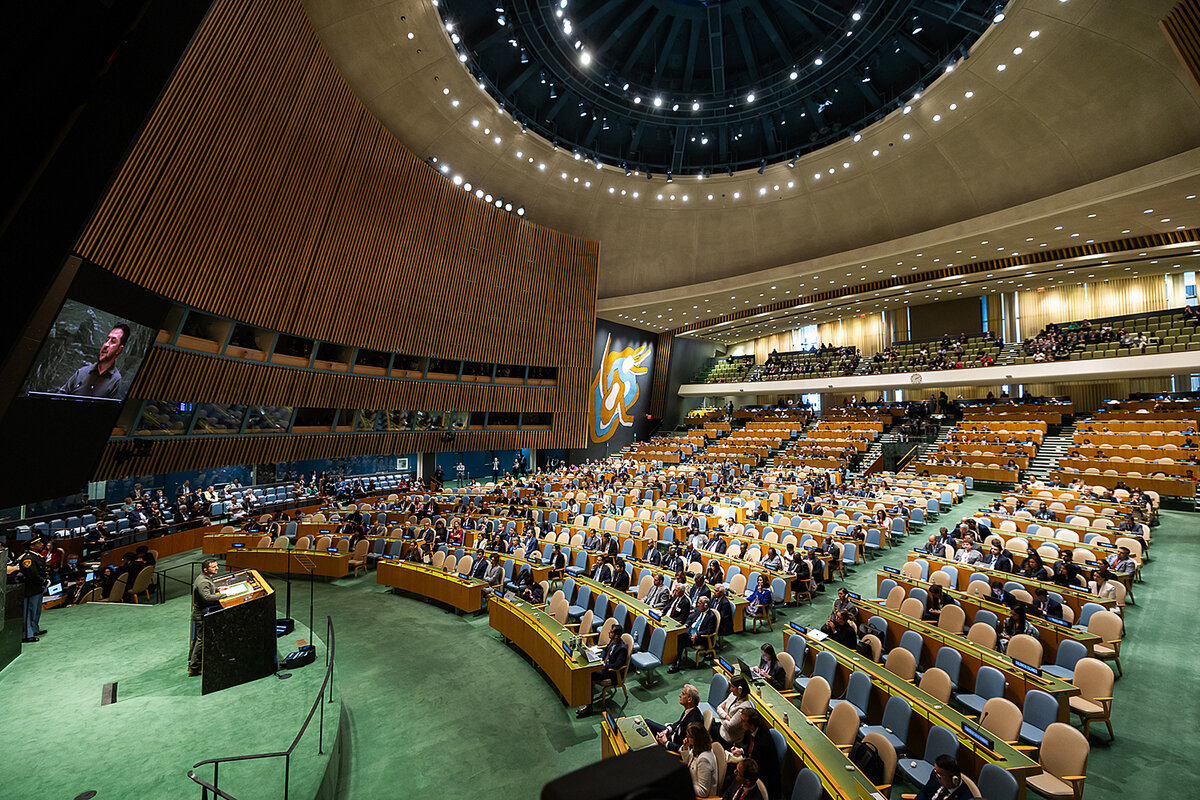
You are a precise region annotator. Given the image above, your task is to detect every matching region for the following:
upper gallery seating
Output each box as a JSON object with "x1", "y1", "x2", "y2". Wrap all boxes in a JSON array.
[
  {"x1": 692, "y1": 355, "x2": 755, "y2": 383},
  {"x1": 861, "y1": 331, "x2": 1002, "y2": 374},
  {"x1": 744, "y1": 346, "x2": 861, "y2": 380},
  {"x1": 1014, "y1": 307, "x2": 1200, "y2": 363}
]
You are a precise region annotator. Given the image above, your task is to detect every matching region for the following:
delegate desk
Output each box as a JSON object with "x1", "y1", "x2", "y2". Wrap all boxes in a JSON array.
[
  {"x1": 574, "y1": 575, "x2": 686, "y2": 663},
  {"x1": 203, "y1": 533, "x2": 270, "y2": 554},
  {"x1": 1052, "y1": 469, "x2": 1195, "y2": 498},
  {"x1": 855, "y1": 600, "x2": 1078, "y2": 720},
  {"x1": 488, "y1": 594, "x2": 602, "y2": 707},
  {"x1": 713, "y1": 661, "x2": 888, "y2": 800},
  {"x1": 876, "y1": 572, "x2": 1101, "y2": 661},
  {"x1": 899, "y1": 555, "x2": 1115, "y2": 620},
  {"x1": 918, "y1": 464, "x2": 1020, "y2": 484},
  {"x1": 377, "y1": 559, "x2": 488, "y2": 613},
  {"x1": 600, "y1": 713, "x2": 661, "y2": 758},
  {"x1": 782, "y1": 625, "x2": 1040, "y2": 789},
  {"x1": 225, "y1": 547, "x2": 350, "y2": 578},
  {"x1": 626, "y1": 561, "x2": 749, "y2": 633}
]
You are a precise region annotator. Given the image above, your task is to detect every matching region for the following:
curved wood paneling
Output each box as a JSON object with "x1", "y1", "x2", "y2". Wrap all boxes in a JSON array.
[
  {"x1": 71, "y1": 0, "x2": 598, "y2": 476},
  {"x1": 132, "y1": 347, "x2": 575, "y2": 412}
]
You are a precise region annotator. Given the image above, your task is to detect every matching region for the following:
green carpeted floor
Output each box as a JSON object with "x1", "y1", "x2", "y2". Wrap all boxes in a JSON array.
[
  {"x1": 6, "y1": 489, "x2": 1193, "y2": 799},
  {"x1": 0, "y1": 584, "x2": 335, "y2": 799}
]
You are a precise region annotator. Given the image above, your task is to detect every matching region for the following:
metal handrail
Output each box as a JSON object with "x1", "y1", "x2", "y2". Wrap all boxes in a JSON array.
[{"x1": 187, "y1": 616, "x2": 336, "y2": 800}]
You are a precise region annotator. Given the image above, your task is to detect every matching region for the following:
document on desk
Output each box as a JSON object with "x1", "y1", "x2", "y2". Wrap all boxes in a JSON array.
[
  {"x1": 585, "y1": 646, "x2": 603, "y2": 663},
  {"x1": 808, "y1": 630, "x2": 829, "y2": 642}
]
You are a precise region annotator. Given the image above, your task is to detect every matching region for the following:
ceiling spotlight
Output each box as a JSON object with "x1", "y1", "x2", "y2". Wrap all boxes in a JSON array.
[
  {"x1": 757, "y1": 159, "x2": 766, "y2": 175},
  {"x1": 653, "y1": 96, "x2": 663, "y2": 107},
  {"x1": 789, "y1": 69, "x2": 799, "y2": 80},
  {"x1": 746, "y1": 92, "x2": 756, "y2": 103},
  {"x1": 992, "y1": 3, "x2": 1006, "y2": 23},
  {"x1": 787, "y1": 156, "x2": 797, "y2": 168},
  {"x1": 549, "y1": 85, "x2": 557, "y2": 99},
  {"x1": 520, "y1": 49, "x2": 529, "y2": 64},
  {"x1": 666, "y1": 172, "x2": 673, "y2": 183},
  {"x1": 580, "y1": 51, "x2": 591, "y2": 66},
  {"x1": 692, "y1": 100, "x2": 700, "y2": 111},
  {"x1": 814, "y1": 56, "x2": 824, "y2": 66}
]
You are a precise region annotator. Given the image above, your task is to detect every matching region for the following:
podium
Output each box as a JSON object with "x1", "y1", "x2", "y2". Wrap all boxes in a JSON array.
[{"x1": 202, "y1": 569, "x2": 277, "y2": 695}]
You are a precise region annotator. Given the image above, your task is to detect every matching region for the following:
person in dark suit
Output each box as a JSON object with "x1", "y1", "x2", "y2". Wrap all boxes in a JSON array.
[
  {"x1": 645, "y1": 545, "x2": 663, "y2": 566},
  {"x1": 590, "y1": 556, "x2": 613, "y2": 586},
  {"x1": 576, "y1": 624, "x2": 628, "y2": 717},
  {"x1": 912, "y1": 755, "x2": 972, "y2": 800},
  {"x1": 721, "y1": 757, "x2": 765, "y2": 800},
  {"x1": 668, "y1": 596, "x2": 716, "y2": 672},
  {"x1": 664, "y1": 584, "x2": 692, "y2": 625},
  {"x1": 729, "y1": 709, "x2": 778, "y2": 799},
  {"x1": 1032, "y1": 587, "x2": 1063, "y2": 618},
  {"x1": 711, "y1": 584, "x2": 736, "y2": 636},
  {"x1": 750, "y1": 643, "x2": 786, "y2": 690},
  {"x1": 611, "y1": 558, "x2": 630, "y2": 592},
  {"x1": 648, "y1": 683, "x2": 704, "y2": 752},
  {"x1": 689, "y1": 573, "x2": 712, "y2": 606},
  {"x1": 468, "y1": 549, "x2": 490, "y2": 580},
  {"x1": 547, "y1": 543, "x2": 566, "y2": 582}
]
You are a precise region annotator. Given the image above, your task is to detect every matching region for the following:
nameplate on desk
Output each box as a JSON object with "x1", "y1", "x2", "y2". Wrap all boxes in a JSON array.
[
  {"x1": 561, "y1": 641, "x2": 574, "y2": 658},
  {"x1": 231, "y1": 543, "x2": 246, "y2": 549},
  {"x1": 319, "y1": 529, "x2": 331, "y2": 535},
  {"x1": 1046, "y1": 616, "x2": 1067, "y2": 627},
  {"x1": 961, "y1": 722, "x2": 996, "y2": 752},
  {"x1": 1012, "y1": 659, "x2": 1042, "y2": 677},
  {"x1": 789, "y1": 623, "x2": 807, "y2": 635},
  {"x1": 883, "y1": 566, "x2": 900, "y2": 574},
  {"x1": 914, "y1": 548, "x2": 929, "y2": 554},
  {"x1": 717, "y1": 657, "x2": 733, "y2": 673},
  {"x1": 846, "y1": 591, "x2": 861, "y2": 600}
]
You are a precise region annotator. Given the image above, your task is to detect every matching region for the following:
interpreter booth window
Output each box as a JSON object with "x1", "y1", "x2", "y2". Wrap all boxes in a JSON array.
[
  {"x1": 244, "y1": 405, "x2": 292, "y2": 432},
  {"x1": 385, "y1": 410, "x2": 412, "y2": 431},
  {"x1": 445, "y1": 411, "x2": 469, "y2": 430},
  {"x1": 135, "y1": 400, "x2": 195, "y2": 435},
  {"x1": 414, "y1": 411, "x2": 445, "y2": 430},
  {"x1": 489, "y1": 411, "x2": 519, "y2": 428},
  {"x1": 193, "y1": 403, "x2": 245, "y2": 434},
  {"x1": 292, "y1": 407, "x2": 336, "y2": 433}
]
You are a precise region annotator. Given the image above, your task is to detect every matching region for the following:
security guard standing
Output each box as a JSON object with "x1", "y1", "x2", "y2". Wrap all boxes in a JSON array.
[
  {"x1": 188, "y1": 558, "x2": 224, "y2": 677},
  {"x1": 19, "y1": 537, "x2": 49, "y2": 643}
]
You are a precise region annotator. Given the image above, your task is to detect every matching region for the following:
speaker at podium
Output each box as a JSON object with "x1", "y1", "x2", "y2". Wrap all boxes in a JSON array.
[{"x1": 203, "y1": 569, "x2": 277, "y2": 695}]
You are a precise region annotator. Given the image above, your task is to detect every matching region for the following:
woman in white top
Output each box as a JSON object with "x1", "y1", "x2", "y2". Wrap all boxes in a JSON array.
[
  {"x1": 1087, "y1": 567, "x2": 1122, "y2": 614},
  {"x1": 680, "y1": 722, "x2": 718, "y2": 797},
  {"x1": 715, "y1": 676, "x2": 755, "y2": 746}
]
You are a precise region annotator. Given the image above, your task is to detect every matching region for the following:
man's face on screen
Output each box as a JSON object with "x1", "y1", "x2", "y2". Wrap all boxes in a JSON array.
[{"x1": 99, "y1": 327, "x2": 126, "y2": 366}]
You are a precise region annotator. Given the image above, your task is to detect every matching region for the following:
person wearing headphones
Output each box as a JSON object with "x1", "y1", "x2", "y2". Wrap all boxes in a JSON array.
[{"x1": 913, "y1": 754, "x2": 972, "y2": 800}]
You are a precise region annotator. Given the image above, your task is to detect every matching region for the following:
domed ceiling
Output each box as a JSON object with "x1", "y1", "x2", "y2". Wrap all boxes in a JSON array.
[{"x1": 437, "y1": 0, "x2": 1000, "y2": 175}]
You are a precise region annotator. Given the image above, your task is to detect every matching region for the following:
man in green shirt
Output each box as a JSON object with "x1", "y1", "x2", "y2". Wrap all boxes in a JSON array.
[{"x1": 188, "y1": 558, "x2": 224, "y2": 676}]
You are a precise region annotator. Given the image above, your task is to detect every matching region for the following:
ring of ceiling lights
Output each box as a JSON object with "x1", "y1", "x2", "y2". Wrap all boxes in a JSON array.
[{"x1": 436, "y1": 0, "x2": 1001, "y2": 175}]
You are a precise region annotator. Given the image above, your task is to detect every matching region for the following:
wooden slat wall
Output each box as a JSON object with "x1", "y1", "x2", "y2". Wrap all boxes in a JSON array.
[
  {"x1": 649, "y1": 333, "x2": 673, "y2": 418},
  {"x1": 1163, "y1": 0, "x2": 1200, "y2": 95},
  {"x1": 73, "y1": 0, "x2": 599, "y2": 477},
  {"x1": 131, "y1": 348, "x2": 568, "y2": 412}
]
